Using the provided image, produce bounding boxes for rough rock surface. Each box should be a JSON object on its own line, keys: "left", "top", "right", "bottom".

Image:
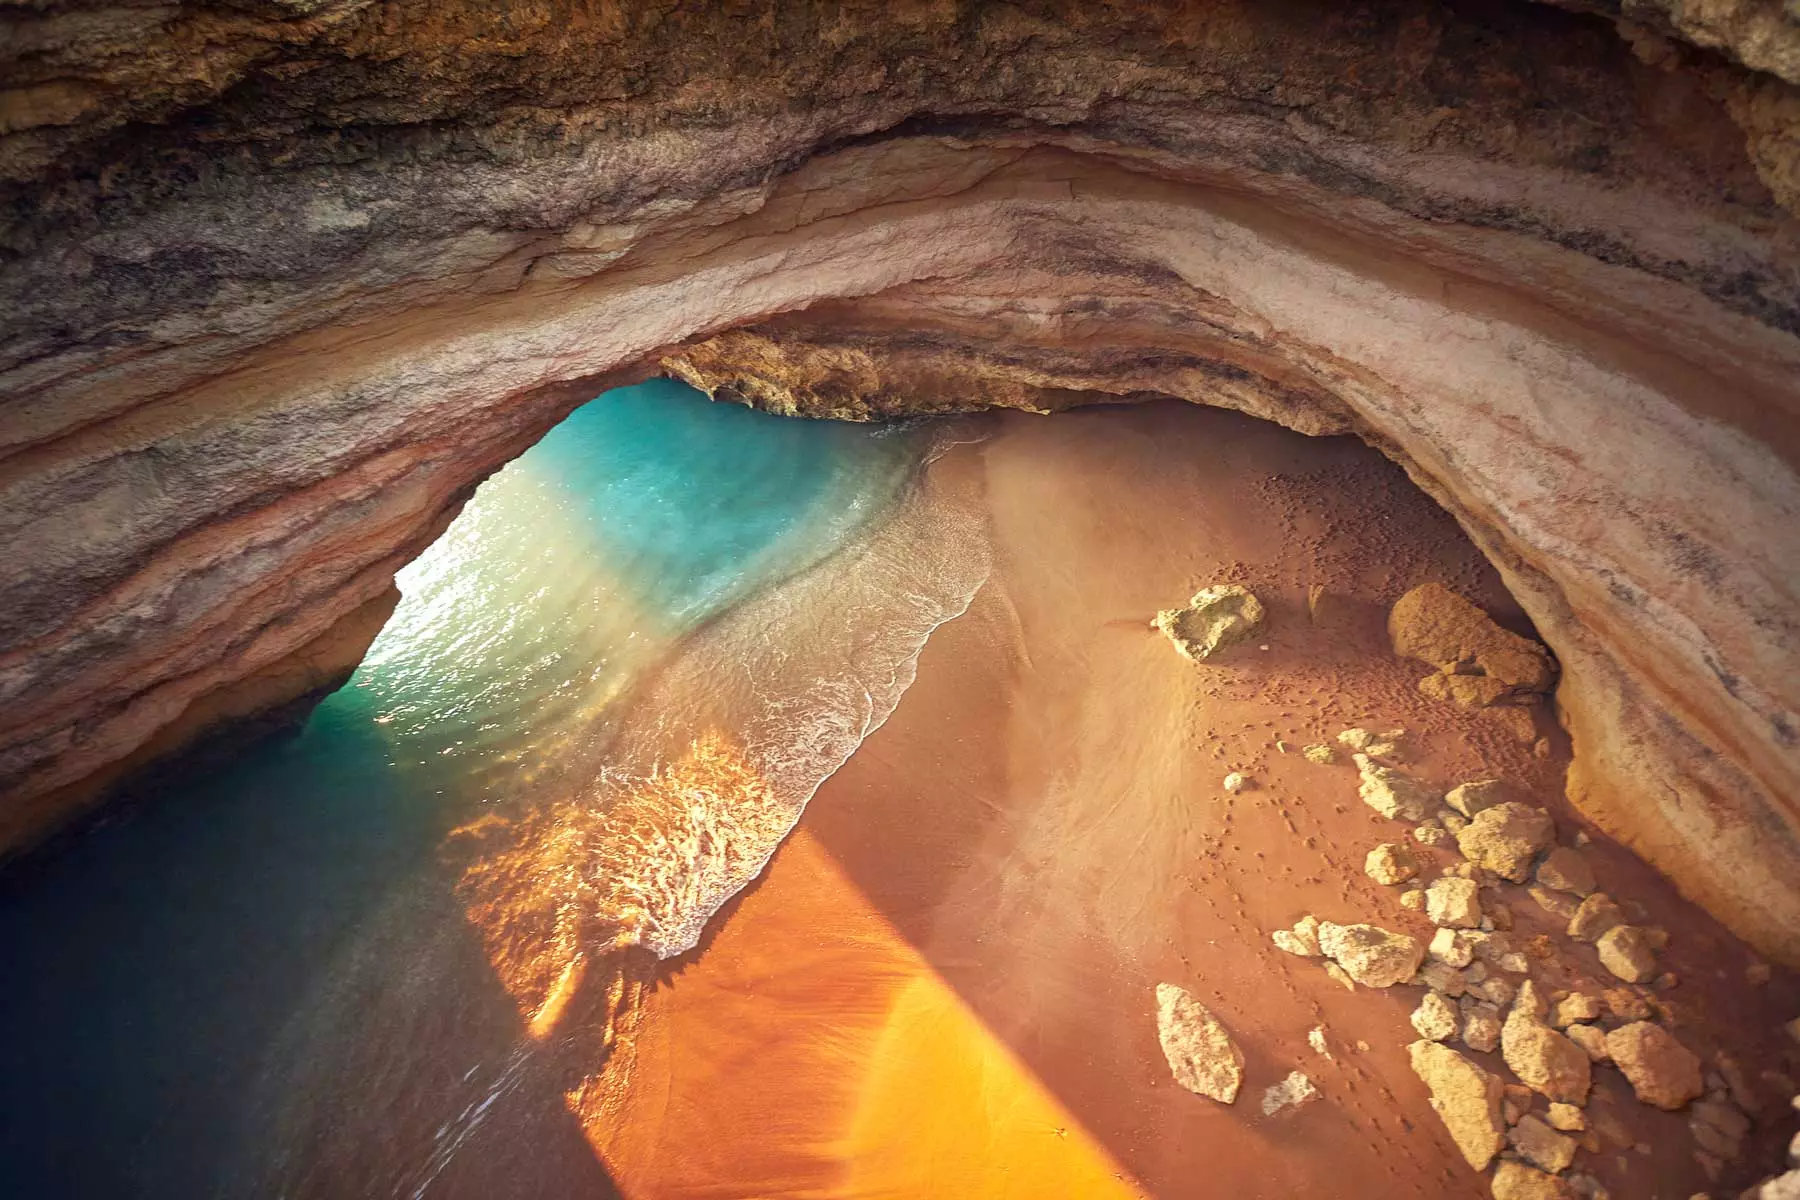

{"left": 1413, "top": 991, "right": 1461, "bottom": 1041}
{"left": 1154, "top": 586, "right": 1265, "bottom": 662}
{"left": 1355, "top": 756, "right": 1440, "bottom": 822}
{"left": 1605, "top": 1021, "right": 1704, "bottom": 1110}
{"left": 1428, "top": 877, "right": 1484, "bottom": 928}
{"left": 1260, "top": 1071, "right": 1319, "bottom": 1116}
{"left": 1491, "top": 1160, "right": 1578, "bottom": 1200}
{"left": 1510, "top": 1113, "right": 1578, "bottom": 1173}
{"left": 1154, "top": 983, "right": 1244, "bottom": 1104}
{"left": 1390, "top": 582, "right": 1556, "bottom": 706}
{"left": 1457, "top": 803, "right": 1558, "bottom": 882}
{"left": 1319, "top": 922, "right": 1425, "bottom": 988}
{"left": 1408, "top": 1039, "right": 1507, "bottom": 1171}
{"left": 1503, "top": 985, "right": 1594, "bottom": 1104}
{"left": 1596, "top": 925, "right": 1660, "bottom": 983}
{"left": 1568, "top": 894, "right": 1627, "bottom": 944}
{"left": 1536, "top": 847, "right": 1597, "bottom": 897}
{"left": 4, "top": 0, "right": 1800, "bottom": 965}
{"left": 1365, "top": 842, "right": 1419, "bottom": 885}
{"left": 1463, "top": 1006, "right": 1503, "bottom": 1053}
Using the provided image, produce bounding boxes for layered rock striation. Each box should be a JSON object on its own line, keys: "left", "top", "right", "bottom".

{"left": 3, "top": 1, "right": 1799, "bottom": 958}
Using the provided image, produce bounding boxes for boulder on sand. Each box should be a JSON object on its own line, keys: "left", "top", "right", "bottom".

{"left": 1154, "top": 585, "right": 1264, "bottom": 661}
{"left": 1154, "top": 983, "right": 1244, "bottom": 1103}
{"left": 1319, "top": 922, "right": 1424, "bottom": 988}
{"left": 1605, "top": 1021, "right": 1702, "bottom": 1110}
{"left": 1502, "top": 982, "right": 1591, "bottom": 1104}
{"left": 1456, "top": 802, "right": 1555, "bottom": 882}
{"left": 1408, "top": 1039, "right": 1507, "bottom": 1171}
{"left": 1388, "top": 582, "right": 1555, "bottom": 708}
{"left": 1354, "top": 755, "right": 1439, "bottom": 821}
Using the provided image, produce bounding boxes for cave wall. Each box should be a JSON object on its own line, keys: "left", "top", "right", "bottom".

{"left": 2, "top": 0, "right": 1799, "bottom": 960}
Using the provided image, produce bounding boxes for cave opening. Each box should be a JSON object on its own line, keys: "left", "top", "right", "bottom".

{"left": 9, "top": 375, "right": 1789, "bottom": 1199}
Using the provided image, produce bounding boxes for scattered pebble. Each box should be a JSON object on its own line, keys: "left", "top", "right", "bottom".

{"left": 1260, "top": 1070, "right": 1318, "bottom": 1116}
{"left": 1503, "top": 981, "right": 1592, "bottom": 1104}
{"left": 1354, "top": 755, "right": 1438, "bottom": 821}
{"left": 1597, "top": 925, "right": 1659, "bottom": 984}
{"left": 1536, "top": 846, "right": 1596, "bottom": 896}
{"left": 1428, "top": 877, "right": 1483, "bottom": 929}
{"left": 1272, "top": 914, "right": 1322, "bottom": 958}
{"left": 1412, "top": 991, "right": 1460, "bottom": 1041}
{"left": 1511, "top": 1113, "right": 1578, "bottom": 1173}
{"left": 1364, "top": 842, "right": 1419, "bottom": 886}
{"left": 1568, "top": 893, "right": 1625, "bottom": 944}
{"left": 1546, "top": 1101, "right": 1585, "bottom": 1132}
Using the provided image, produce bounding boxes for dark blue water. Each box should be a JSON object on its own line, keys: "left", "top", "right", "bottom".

{"left": 0, "top": 380, "right": 941, "bottom": 1199}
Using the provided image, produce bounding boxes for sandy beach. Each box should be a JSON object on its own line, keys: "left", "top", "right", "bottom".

{"left": 555, "top": 402, "right": 1799, "bottom": 1198}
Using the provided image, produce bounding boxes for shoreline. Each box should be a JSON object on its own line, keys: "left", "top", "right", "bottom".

{"left": 577, "top": 400, "right": 1800, "bottom": 1198}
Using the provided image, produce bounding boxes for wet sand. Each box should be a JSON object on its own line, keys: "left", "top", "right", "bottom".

{"left": 578, "top": 402, "right": 1800, "bottom": 1198}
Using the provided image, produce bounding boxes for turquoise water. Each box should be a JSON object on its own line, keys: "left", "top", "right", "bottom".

{"left": 0, "top": 380, "right": 980, "bottom": 1199}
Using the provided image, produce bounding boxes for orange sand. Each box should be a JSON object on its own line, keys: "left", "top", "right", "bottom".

{"left": 480, "top": 402, "right": 1800, "bottom": 1198}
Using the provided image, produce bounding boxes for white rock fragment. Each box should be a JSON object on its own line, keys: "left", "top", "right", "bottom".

{"left": 1445, "top": 779, "right": 1508, "bottom": 819}
{"left": 1545, "top": 1102, "right": 1585, "bottom": 1132}
{"left": 1536, "top": 846, "right": 1596, "bottom": 896}
{"left": 1596, "top": 925, "right": 1658, "bottom": 983}
{"left": 1308, "top": 1025, "right": 1332, "bottom": 1058}
{"left": 1566, "top": 893, "right": 1624, "bottom": 943}
{"left": 1154, "top": 585, "right": 1265, "bottom": 661}
{"left": 1431, "top": 927, "right": 1476, "bottom": 968}
{"left": 1354, "top": 755, "right": 1439, "bottom": 821}
{"left": 1413, "top": 819, "right": 1452, "bottom": 847}
{"left": 1318, "top": 921, "right": 1424, "bottom": 988}
{"left": 1272, "top": 914, "right": 1322, "bottom": 957}
{"left": 1408, "top": 1039, "right": 1507, "bottom": 1170}
{"left": 1455, "top": 801, "right": 1555, "bottom": 882}
{"left": 1222, "top": 771, "right": 1251, "bottom": 793}
{"left": 1364, "top": 842, "right": 1419, "bottom": 885}
{"left": 1427, "top": 877, "right": 1483, "bottom": 928}
{"left": 1463, "top": 1005, "right": 1503, "bottom": 1053}
{"left": 1154, "top": 983, "right": 1244, "bottom": 1103}
{"left": 1511, "top": 1113, "right": 1578, "bottom": 1174}
{"left": 1412, "top": 991, "right": 1460, "bottom": 1041}
{"left": 1261, "top": 1070, "right": 1319, "bottom": 1116}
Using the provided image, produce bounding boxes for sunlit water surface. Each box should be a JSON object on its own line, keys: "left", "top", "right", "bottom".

{"left": 0, "top": 380, "right": 988, "bottom": 1199}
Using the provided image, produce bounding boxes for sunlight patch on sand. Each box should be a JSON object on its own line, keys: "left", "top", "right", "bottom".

{"left": 565, "top": 828, "right": 1144, "bottom": 1199}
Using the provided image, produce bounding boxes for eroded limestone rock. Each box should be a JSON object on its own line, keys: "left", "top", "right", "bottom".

{"left": 1428, "top": 877, "right": 1483, "bottom": 929}
{"left": 1355, "top": 755, "right": 1439, "bottom": 822}
{"left": 1154, "top": 983, "right": 1244, "bottom": 1103}
{"left": 1365, "top": 842, "right": 1419, "bottom": 885}
{"left": 1457, "top": 803, "right": 1556, "bottom": 882}
{"left": 1511, "top": 1113, "right": 1578, "bottom": 1173}
{"left": 1537, "top": 847, "right": 1597, "bottom": 897}
{"left": 1318, "top": 922, "right": 1424, "bottom": 988}
{"left": 1408, "top": 1039, "right": 1506, "bottom": 1171}
{"left": 1260, "top": 1070, "right": 1319, "bottom": 1116}
{"left": 1413, "top": 991, "right": 1460, "bottom": 1041}
{"left": 1568, "top": 894, "right": 1625, "bottom": 944}
{"left": 1503, "top": 983, "right": 1592, "bottom": 1104}
{"left": 1596, "top": 925, "right": 1659, "bottom": 984}
{"left": 1390, "top": 583, "right": 1555, "bottom": 708}
{"left": 1606, "top": 1021, "right": 1703, "bottom": 1110}
{"left": 1491, "top": 1160, "right": 1579, "bottom": 1200}
{"left": 1154, "top": 586, "right": 1264, "bottom": 662}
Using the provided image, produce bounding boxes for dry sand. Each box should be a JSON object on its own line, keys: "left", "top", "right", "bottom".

{"left": 563, "top": 402, "right": 1800, "bottom": 1198}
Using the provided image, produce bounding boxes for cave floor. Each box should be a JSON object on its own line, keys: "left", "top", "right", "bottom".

{"left": 577, "top": 402, "right": 1800, "bottom": 1199}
